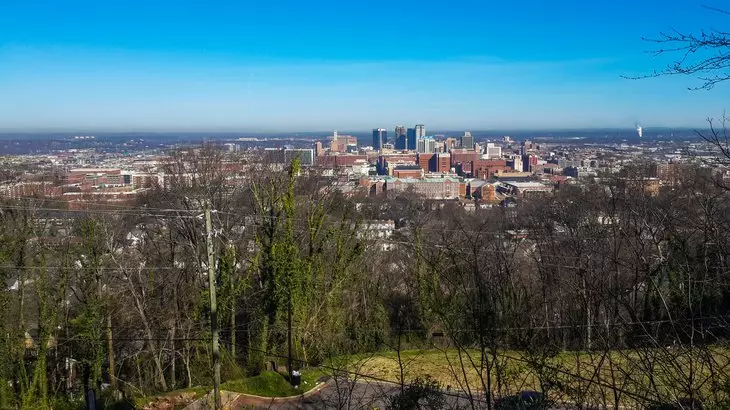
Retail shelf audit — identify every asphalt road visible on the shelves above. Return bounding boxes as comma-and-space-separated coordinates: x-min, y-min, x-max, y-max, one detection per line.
224, 377, 568, 409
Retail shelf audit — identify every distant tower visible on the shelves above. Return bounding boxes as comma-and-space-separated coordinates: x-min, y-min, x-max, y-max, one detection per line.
636, 124, 643, 138
415, 124, 426, 138
372, 128, 387, 150
406, 128, 417, 150
461, 131, 474, 150
417, 137, 436, 153
395, 125, 407, 150
333, 130, 338, 140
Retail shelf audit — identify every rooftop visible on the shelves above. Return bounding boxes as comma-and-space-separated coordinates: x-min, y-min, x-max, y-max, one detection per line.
501, 181, 548, 188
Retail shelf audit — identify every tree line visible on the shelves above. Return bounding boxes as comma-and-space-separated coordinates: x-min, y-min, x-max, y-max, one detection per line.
1, 145, 729, 409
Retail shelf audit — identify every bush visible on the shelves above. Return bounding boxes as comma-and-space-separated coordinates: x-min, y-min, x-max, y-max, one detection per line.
495, 391, 552, 410
388, 376, 445, 410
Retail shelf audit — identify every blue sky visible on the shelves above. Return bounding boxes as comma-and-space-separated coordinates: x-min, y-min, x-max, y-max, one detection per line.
0, 0, 728, 131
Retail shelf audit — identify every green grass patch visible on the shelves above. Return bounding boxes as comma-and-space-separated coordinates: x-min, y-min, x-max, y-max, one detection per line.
165, 385, 211, 397
222, 368, 325, 397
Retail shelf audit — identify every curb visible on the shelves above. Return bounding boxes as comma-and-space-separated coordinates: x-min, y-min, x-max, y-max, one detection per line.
183, 379, 330, 409
227, 378, 329, 401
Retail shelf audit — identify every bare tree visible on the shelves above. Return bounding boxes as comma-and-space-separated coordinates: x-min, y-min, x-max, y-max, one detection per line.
629, 6, 730, 90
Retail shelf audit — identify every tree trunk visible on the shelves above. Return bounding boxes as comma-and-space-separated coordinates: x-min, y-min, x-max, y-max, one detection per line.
129, 279, 168, 391
230, 306, 236, 361
170, 325, 176, 389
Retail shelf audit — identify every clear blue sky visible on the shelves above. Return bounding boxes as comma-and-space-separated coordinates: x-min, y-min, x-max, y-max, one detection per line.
0, 0, 728, 131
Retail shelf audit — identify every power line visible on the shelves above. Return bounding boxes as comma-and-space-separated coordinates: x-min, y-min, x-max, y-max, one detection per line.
1, 200, 697, 242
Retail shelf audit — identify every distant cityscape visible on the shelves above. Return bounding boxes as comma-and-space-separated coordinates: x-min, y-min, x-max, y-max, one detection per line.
1, 125, 727, 209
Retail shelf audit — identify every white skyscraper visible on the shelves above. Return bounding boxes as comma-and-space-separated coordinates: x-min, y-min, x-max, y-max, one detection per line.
511, 155, 523, 172
416, 137, 436, 153
486, 143, 502, 159
415, 124, 426, 138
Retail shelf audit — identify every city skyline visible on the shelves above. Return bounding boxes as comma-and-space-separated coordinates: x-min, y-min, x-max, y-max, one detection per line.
1, 0, 729, 131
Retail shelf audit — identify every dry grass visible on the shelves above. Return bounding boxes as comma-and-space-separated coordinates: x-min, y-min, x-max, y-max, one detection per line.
336, 347, 730, 408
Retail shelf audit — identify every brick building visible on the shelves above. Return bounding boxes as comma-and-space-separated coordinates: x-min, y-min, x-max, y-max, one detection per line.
392, 165, 424, 179
472, 159, 509, 179
417, 153, 435, 173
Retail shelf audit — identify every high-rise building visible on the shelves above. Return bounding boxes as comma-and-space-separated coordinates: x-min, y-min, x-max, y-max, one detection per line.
394, 125, 407, 150
395, 135, 407, 150
521, 140, 533, 156
395, 126, 406, 139
486, 143, 501, 159
415, 124, 426, 138
417, 137, 436, 153
406, 128, 417, 150
372, 128, 387, 150
331, 132, 357, 153
436, 153, 451, 173
445, 137, 458, 151
461, 131, 474, 150
522, 154, 539, 172
510, 155, 523, 172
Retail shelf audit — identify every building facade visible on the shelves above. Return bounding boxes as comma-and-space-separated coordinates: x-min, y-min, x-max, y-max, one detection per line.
415, 124, 426, 138
372, 128, 388, 150
461, 131, 474, 150
417, 137, 436, 153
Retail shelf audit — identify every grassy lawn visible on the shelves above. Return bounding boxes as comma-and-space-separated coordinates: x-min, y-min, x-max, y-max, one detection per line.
221, 368, 325, 397
334, 348, 730, 407
135, 369, 325, 408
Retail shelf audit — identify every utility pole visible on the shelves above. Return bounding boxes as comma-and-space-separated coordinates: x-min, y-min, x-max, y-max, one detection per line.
205, 204, 221, 410
287, 285, 293, 383
106, 315, 117, 393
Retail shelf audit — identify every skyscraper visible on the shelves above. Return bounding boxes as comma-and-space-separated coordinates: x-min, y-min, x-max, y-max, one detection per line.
415, 124, 426, 138
395, 125, 406, 139
461, 131, 474, 150
486, 143, 501, 159
406, 128, 417, 151
521, 140, 533, 155
417, 137, 436, 153
372, 128, 387, 150
395, 125, 407, 150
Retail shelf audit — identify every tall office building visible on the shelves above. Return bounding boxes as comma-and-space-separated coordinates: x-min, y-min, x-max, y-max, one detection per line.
372, 128, 388, 150
486, 143, 502, 159
511, 155, 523, 172
461, 131, 474, 150
395, 125, 406, 139
415, 124, 426, 138
406, 128, 417, 151
416, 137, 436, 153
395, 125, 407, 150
521, 140, 533, 155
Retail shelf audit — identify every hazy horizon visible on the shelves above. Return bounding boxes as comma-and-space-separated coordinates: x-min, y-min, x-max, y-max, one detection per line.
0, 126, 705, 140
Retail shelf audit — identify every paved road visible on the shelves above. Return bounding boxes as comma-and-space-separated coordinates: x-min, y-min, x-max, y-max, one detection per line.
227, 378, 568, 409
186, 378, 586, 409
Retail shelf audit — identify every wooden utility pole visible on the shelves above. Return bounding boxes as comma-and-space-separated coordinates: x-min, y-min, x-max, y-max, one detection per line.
287, 288, 293, 382
205, 205, 221, 410
106, 315, 117, 392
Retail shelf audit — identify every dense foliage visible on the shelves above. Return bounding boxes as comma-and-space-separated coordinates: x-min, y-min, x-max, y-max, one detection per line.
1, 148, 729, 409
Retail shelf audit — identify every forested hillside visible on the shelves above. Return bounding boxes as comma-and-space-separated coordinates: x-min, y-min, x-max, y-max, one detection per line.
1, 146, 729, 409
